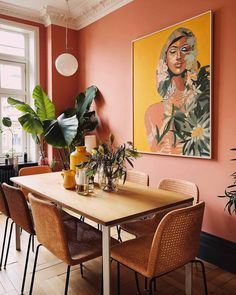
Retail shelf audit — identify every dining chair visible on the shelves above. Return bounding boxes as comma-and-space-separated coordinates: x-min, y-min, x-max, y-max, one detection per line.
119, 178, 199, 239
28, 193, 118, 295
116, 170, 149, 241
2, 182, 35, 294
0, 185, 11, 270
111, 202, 207, 295
19, 165, 51, 199
126, 170, 149, 186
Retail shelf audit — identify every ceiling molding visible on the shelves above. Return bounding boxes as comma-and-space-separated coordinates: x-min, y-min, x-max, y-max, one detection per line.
0, 0, 133, 30
0, 1, 43, 24
74, 0, 133, 30
40, 5, 78, 29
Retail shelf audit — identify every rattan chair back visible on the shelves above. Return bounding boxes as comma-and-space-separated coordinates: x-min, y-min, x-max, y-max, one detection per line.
126, 170, 149, 186
147, 201, 205, 277
158, 178, 199, 204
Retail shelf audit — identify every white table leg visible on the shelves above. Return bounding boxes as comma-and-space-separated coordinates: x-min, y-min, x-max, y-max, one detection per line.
15, 224, 21, 251
102, 225, 111, 295
185, 263, 193, 295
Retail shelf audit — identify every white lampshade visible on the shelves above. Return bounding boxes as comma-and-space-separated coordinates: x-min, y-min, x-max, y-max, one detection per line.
55, 53, 78, 76
85, 135, 97, 153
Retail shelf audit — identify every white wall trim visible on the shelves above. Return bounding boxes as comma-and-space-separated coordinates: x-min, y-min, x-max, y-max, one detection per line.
0, 0, 133, 30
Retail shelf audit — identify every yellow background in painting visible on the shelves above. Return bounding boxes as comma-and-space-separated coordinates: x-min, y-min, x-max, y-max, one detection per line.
133, 12, 211, 152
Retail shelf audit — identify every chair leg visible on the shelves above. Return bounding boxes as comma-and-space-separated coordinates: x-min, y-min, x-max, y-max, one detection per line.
32, 235, 35, 253
149, 278, 154, 295
116, 226, 122, 242
64, 265, 71, 295
117, 261, 120, 295
80, 263, 84, 278
29, 244, 42, 295
193, 259, 208, 295
145, 277, 148, 290
21, 234, 32, 294
134, 271, 140, 294
154, 278, 157, 292
4, 221, 14, 269
0, 217, 9, 270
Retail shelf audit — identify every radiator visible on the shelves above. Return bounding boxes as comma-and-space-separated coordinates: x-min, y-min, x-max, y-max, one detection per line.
0, 166, 16, 184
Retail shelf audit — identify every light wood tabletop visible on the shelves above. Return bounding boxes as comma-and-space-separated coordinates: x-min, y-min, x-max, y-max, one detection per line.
11, 171, 193, 226
11, 171, 194, 295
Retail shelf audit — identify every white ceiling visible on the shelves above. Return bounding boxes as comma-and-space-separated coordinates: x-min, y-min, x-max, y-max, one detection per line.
0, 0, 133, 29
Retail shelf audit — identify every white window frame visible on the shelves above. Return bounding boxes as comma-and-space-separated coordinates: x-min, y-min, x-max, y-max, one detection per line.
0, 19, 39, 163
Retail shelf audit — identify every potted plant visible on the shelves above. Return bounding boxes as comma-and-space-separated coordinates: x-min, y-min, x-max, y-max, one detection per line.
7, 85, 98, 168
218, 148, 236, 214
79, 134, 140, 192
1, 117, 16, 165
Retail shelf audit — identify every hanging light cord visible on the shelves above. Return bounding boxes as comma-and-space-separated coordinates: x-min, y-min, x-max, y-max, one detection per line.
65, 0, 70, 52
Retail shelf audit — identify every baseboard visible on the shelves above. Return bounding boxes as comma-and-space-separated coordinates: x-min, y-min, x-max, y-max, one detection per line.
198, 231, 236, 274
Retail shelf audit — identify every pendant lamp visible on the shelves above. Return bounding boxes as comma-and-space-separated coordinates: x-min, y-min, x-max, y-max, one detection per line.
55, 0, 78, 76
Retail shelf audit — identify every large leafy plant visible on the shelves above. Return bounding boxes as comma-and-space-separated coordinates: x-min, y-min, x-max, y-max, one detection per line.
7, 85, 98, 166
218, 149, 236, 215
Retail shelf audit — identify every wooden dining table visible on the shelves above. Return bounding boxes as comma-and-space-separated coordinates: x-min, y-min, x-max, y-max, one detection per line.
11, 171, 194, 295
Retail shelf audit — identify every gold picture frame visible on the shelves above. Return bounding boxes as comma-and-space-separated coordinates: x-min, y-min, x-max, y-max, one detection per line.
133, 11, 212, 159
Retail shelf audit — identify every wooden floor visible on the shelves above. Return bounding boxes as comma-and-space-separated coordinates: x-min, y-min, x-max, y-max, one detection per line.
0, 215, 236, 295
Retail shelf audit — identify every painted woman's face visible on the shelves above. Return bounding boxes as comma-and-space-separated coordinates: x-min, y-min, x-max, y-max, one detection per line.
166, 37, 191, 75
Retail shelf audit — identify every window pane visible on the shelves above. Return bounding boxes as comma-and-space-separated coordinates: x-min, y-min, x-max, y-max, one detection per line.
0, 30, 25, 57
1, 96, 23, 155
0, 63, 23, 90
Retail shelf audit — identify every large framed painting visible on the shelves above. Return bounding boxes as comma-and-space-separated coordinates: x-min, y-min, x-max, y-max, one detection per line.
133, 11, 212, 158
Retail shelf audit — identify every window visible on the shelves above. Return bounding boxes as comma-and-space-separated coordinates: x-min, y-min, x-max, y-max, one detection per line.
0, 20, 39, 163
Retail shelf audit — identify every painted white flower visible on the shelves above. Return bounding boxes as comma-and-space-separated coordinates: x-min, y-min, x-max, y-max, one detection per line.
157, 59, 168, 83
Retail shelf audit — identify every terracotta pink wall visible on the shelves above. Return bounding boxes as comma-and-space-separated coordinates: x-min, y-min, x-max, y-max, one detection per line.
47, 25, 79, 115
77, 0, 236, 242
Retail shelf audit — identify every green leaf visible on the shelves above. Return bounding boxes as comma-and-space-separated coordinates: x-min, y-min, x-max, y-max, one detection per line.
18, 113, 44, 135
75, 85, 98, 118
44, 114, 78, 148
2, 117, 12, 127
33, 85, 55, 121
7, 97, 36, 115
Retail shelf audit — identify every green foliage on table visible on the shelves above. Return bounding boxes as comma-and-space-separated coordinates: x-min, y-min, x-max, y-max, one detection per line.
79, 134, 141, 183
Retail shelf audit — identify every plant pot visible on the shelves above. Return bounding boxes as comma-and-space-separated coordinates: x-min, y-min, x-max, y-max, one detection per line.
38, 155, 49, 166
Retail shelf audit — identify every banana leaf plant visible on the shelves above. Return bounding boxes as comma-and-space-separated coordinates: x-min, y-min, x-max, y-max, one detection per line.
218, 148, 236, 215
7, 85, 98, 167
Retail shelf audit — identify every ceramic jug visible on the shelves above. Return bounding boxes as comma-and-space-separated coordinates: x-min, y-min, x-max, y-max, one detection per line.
62, 169, 76, 189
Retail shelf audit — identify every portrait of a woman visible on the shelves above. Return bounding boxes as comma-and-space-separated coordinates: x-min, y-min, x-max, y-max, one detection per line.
145, 27, 210, 157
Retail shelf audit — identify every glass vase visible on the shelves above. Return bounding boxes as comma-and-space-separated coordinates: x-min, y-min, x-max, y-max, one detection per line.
98, 166, 118, 192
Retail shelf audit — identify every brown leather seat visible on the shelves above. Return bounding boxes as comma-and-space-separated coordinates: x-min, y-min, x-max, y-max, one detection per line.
2, 182, 35, 294
19, 165, 51, 199
18, 165, 73, 221
0, 185, 10, 270
120, 178, 199, 238
28, 193, 118, 295
111, 202, 208, 295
